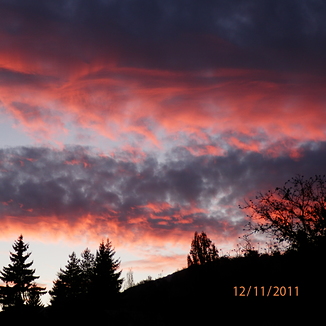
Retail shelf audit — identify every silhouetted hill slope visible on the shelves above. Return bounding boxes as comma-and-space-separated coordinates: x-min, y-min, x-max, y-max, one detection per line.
120, 251, 325, 325
1, 250, 324, 325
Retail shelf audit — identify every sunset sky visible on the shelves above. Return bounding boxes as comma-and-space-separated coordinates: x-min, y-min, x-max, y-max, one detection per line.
1, 0, 326, 305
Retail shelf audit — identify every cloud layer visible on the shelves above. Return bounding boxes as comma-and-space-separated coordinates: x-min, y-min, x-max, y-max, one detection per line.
0, 1, 325, 257
0, 0, 325, 151
1, 144, 326, 248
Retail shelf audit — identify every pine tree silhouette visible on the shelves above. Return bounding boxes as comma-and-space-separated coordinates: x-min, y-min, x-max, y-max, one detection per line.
80, 248, 95, 305
91, 239, 123, 309
0, 235, 46, 311
49, 252, 83, 309
49, 239, 122, 313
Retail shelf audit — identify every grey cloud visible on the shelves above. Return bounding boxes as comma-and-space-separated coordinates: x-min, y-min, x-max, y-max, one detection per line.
0, 143, 326, 237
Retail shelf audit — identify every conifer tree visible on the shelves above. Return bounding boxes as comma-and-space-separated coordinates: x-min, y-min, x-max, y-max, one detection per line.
27, 282, 46, 308
79, 248, 95, 303
49, 252, 83, 308
91, 239, 123, 308
0, 235, 46, 311
80, 248, 95, 280
49, 239, 122, 311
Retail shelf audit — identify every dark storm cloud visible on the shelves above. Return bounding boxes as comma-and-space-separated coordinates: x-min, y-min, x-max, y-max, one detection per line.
1, 0, 325, 72
1, 143, 326, 238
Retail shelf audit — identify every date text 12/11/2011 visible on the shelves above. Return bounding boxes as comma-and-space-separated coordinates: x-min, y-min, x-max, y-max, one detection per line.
233, 286, 299, 297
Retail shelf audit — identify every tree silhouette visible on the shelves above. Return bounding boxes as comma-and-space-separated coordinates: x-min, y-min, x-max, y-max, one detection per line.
187, 231, 219, 267
91, 239, 123, 309
49, 239, 122, 311
49, 252, 83, 308
241, 174, 326, 251
0, 235, 46, 311
123, 268, 135, 291
79, 248, 95, 302
80, 248, 95, 277
26, 282, 46, 308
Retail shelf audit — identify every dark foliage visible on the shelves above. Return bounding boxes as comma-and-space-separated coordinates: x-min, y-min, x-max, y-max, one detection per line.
49, 252, 83, 309
187, 231, 219, 267
91, 239, 123, 309
49, 238, 122, 312
0, 235, 46, 312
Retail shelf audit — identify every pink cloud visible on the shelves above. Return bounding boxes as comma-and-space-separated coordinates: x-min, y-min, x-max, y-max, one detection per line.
0, 44, 325, 155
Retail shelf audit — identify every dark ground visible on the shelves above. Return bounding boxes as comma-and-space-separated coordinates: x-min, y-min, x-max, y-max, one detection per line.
1, 250, 324, 325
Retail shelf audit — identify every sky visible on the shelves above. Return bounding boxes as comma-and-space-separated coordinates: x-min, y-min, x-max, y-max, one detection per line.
0, 0, 326, 305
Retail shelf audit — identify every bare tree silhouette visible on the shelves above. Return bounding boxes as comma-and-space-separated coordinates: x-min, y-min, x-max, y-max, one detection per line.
241, 175, 326, 251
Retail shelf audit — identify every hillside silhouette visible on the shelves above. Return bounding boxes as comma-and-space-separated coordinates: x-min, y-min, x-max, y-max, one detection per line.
0, 238, 324, 325
119, 248, 324, 326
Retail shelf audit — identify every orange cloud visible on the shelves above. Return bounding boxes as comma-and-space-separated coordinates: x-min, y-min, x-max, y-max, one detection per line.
145, 202, 173, 214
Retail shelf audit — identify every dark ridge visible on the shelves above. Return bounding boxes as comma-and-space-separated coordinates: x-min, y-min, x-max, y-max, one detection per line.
1, 249, 324, 325
118, 250, 324, 325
